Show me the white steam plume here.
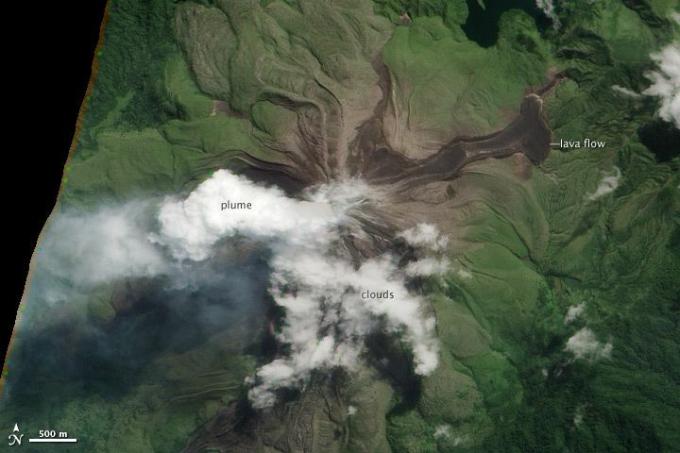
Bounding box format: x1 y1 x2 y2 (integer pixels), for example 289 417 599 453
154 170 339 260
41 203 167 288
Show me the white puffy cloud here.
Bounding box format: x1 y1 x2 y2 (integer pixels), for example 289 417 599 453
399 223 449 251
535 0 560 27
587 167 621 201
565 327 612 361
405 257 450 277
564 302 586 324
434 424 451 439
247 243 440 408
643 42 680 128
401 224 450 277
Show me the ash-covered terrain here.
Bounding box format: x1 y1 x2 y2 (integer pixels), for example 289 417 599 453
2 1 679 452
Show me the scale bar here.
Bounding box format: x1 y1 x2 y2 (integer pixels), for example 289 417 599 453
29 438 78 443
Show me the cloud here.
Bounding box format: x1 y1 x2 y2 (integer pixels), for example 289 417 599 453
535 0 560 27
611 85 642 99
564 327 612 361
401 224 450 277
34 170 442 409
247 244 440 408
587 167 621 201
564 302 586 324
434 424 451 439
399 223 449 251
33 169 444 409
573 404 586 427
405 257 450 277
643 42 680 128
457 268 472 280
20 202 272 402
155 170 441 408
39 203 167 288
154 170 343 261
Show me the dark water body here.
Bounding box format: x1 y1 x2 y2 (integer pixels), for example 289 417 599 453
462 0 552 48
